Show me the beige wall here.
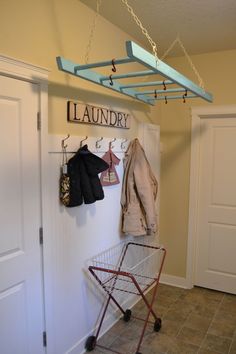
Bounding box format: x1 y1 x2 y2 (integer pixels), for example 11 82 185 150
159 49 236 277
1 0 236 279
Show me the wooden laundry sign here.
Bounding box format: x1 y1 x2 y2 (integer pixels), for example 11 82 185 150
67 101 130 129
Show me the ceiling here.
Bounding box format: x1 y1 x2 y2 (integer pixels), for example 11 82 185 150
80 0 236 57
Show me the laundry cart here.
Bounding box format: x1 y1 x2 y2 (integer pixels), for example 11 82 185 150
85 241 166 354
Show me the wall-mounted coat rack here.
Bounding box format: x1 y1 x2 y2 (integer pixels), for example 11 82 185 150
49 134 130 155
56 41 213 106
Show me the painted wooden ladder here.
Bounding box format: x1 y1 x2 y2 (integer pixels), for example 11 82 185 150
56 41 213 105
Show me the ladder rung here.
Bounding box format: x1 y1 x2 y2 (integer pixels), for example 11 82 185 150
75 57 133 71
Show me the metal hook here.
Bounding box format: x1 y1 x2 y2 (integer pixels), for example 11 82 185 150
61 134 70 149
109 137 116 149
183 89 187 103
111 59 116 73
154 89 157 99
80 135 88 148
109 74 113 86
95 137 103 149
121 138 128 150
165 96 168 104
163 80 167 90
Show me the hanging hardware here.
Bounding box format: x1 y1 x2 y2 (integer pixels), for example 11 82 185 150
183 89 188 103
84 0 102 64
57 41 213 105
163 81 167 91
121 0 205 90
121 138 128 150
73 0 210 105
80 136 88 148
165 96 168 104
37 112 41 131
154 90 157 99
61 134 70 149
43 331 47 347
111 59 116 72
39 227 43 245
121 0 159 63
110 138 116 149
161 36 205 90
96 137 103 149
109 74 113 86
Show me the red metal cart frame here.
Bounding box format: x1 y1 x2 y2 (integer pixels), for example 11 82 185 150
85 241 166 354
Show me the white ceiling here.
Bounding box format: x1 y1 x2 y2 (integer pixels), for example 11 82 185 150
80 0 236 57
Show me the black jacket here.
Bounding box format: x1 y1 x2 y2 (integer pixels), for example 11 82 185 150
66 145 109 207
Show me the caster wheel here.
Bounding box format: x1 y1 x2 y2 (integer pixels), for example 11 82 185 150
154 318 162 332
123 309 132 322
136 352 142 354
85 335 96 351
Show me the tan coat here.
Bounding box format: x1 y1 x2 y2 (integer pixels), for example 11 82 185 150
121 138 158 236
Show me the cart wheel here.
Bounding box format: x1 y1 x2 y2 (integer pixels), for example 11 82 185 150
123 309 132 322
154 318 162 332
85 335 96 351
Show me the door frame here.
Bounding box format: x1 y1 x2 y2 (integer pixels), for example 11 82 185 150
186 104 236 289
0 55 53 352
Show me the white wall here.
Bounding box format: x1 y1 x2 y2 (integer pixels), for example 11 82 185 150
46 127 160 354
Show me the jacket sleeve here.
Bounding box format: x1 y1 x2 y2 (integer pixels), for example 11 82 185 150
133 145 158 235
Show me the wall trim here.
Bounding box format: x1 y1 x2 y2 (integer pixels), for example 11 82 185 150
160 273 189 289
0 54 49 82
186 105 236 289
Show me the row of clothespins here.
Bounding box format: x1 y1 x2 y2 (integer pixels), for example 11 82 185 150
61 134 129 153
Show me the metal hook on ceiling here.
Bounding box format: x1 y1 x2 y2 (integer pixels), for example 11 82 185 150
183 89 188 103
111 58 116 73
109 74 114 86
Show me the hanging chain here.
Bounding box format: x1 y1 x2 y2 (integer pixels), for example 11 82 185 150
84 0 102 64
84 1 204 92
161 36 205 91
121 0 159 64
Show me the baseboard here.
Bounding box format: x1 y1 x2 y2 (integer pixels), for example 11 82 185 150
160 273 190 289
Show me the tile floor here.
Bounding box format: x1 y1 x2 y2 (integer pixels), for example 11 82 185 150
90 284 236 354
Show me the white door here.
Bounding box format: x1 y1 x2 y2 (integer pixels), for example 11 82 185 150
194 116 236 294
0 75 45 354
